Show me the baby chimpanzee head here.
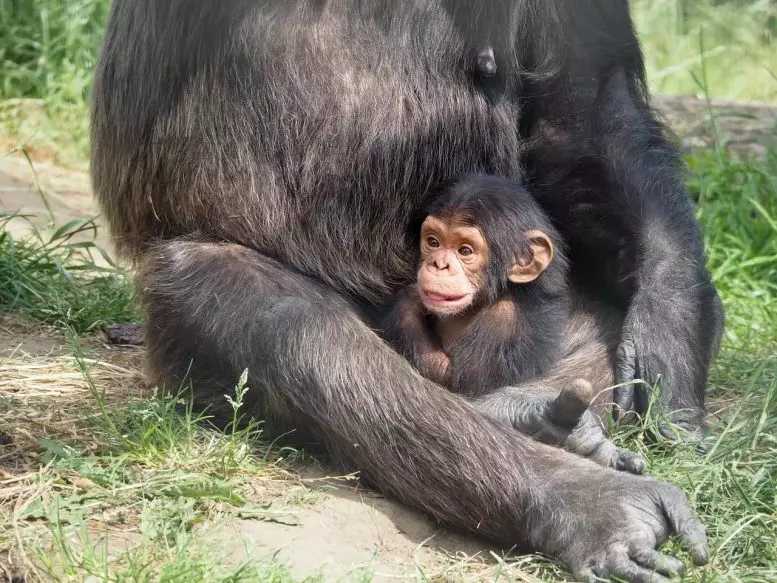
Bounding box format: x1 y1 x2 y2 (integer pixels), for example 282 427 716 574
417 174 567 317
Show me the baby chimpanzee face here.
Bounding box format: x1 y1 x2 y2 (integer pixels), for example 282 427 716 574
417 215 488 317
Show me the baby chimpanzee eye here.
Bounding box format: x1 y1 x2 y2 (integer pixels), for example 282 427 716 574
426 236 440 248
458 245 474 257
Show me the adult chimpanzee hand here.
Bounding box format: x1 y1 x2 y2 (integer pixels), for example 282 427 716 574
510 380 647 473
614 290 721 454
554 468 709 583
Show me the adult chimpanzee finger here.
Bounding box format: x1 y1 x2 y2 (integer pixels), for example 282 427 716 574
550 379 593 427
614 339 637 414
572 566 601 583
660 488 710 566
607 557 672 583
629 546 687 577
658 420 716 456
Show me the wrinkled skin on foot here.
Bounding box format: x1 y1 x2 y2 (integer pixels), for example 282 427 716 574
513 379 646 474
553 467 709 583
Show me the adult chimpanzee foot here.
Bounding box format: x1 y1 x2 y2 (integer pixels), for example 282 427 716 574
614 293 717 455
557 471 709 583
616 387 714 456
484 381 647 474
614 359 711 455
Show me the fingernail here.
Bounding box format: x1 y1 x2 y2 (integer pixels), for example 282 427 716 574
692 545 710 565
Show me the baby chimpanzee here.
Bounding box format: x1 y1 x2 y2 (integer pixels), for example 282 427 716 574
383 173 576 397
382 174 647 474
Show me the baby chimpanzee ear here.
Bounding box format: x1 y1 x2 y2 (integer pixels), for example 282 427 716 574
508 230 554 284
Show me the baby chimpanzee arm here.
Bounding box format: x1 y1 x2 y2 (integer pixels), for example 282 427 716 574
381 285 450 386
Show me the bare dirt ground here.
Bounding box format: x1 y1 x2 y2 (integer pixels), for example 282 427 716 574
653 94 777 157
219 477 501 581
0 316 147 468
1 95 775 581
0 157 106 247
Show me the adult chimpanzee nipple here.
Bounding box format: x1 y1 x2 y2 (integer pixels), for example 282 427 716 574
476 46 497 77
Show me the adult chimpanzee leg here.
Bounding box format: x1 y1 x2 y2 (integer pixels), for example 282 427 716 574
595 71 725 441
518 1 724 441
139 239 706 582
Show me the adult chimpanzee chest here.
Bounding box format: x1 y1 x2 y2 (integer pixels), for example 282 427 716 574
263 7 526 296
98 1 531 300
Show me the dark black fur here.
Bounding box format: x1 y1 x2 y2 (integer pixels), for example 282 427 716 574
522 69 725 422
383 174 571 396
91 2 718 580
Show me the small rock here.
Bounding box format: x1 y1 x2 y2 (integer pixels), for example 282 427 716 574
104 323 145 346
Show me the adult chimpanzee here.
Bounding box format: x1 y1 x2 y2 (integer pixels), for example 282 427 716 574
382 174 647 474
91 1 721 581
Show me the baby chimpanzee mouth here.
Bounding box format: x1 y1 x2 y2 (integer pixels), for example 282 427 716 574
421 291 474 311
423 292 468 303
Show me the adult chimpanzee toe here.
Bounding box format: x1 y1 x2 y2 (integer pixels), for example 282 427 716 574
617 450 647 474
657 419 715 455
509 389 647 474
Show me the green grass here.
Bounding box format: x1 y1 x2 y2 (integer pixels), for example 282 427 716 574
690 148 777 354
0 0 109 163
632 0 777 101
0 315 323 581
2 359 317 581
0 201 138 334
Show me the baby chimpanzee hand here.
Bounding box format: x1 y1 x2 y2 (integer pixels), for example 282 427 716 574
511 380 647 474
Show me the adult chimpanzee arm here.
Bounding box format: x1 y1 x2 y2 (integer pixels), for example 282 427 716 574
519 1 724 439
140 241 702 581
